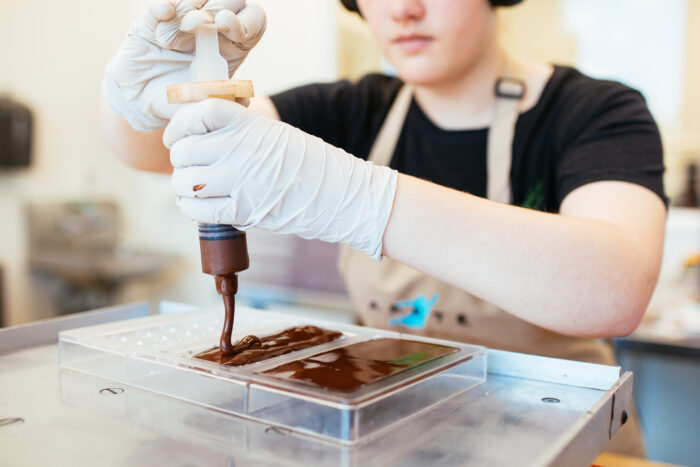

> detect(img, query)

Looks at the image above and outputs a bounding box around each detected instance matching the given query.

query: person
[100,0,666,456]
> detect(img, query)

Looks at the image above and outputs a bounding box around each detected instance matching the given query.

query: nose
[390,0,426,22]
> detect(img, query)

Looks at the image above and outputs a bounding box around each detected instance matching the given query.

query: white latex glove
[103,0,265,131]
[164,99,399,260]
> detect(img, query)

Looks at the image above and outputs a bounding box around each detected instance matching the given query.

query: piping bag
[189,22,252,356]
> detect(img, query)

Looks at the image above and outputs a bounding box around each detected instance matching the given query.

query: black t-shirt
[271,66,666,212]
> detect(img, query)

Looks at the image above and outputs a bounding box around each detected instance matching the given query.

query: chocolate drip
[194,325,343,366]
[215,275,240,355]
[198,225,249,356]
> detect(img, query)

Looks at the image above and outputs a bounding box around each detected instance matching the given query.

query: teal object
[389,293,439,330]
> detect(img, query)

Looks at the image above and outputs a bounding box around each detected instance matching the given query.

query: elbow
[568,308,643,339]
[603,303,645,338]
[599,212,665,338]
[597,271,658,338]
[573,299,645,339]
[559,263,659,339]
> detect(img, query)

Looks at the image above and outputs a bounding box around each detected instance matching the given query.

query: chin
[385,45,464,86]
[392,59,454,87]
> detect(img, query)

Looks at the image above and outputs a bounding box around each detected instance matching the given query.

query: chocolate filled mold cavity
[260,338,459,392]
[194,325,343,366]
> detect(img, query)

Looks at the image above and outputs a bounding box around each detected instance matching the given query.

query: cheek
[425,5,494,74]
[359,3,392,49]
[441,0,493,50]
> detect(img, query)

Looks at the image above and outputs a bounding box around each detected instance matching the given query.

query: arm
[164,99,666,339]
[99,95,279,175]
[99,0,268,173]
[383,177,666,337]
[99,97,169,174]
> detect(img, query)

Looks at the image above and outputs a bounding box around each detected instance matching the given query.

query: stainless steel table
[0,303,633,466]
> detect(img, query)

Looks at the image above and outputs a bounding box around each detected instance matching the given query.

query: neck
[413,44,506,130]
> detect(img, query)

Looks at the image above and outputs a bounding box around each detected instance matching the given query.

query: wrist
[337,156,398,260]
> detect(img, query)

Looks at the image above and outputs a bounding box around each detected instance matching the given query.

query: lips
[393,34,433,54]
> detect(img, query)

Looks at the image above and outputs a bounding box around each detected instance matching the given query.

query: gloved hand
[164,99,399,260]
[103,0,265,132]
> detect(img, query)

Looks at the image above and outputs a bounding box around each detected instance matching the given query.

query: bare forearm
[382,174,665,337]
[99,97,171,174]
[98,95,280,174]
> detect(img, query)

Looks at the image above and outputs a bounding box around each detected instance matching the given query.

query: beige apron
[338,67,645,456]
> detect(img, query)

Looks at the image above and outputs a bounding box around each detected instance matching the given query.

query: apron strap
[367,85,414,166]
[487,75,526,203]
[368,59,526,205]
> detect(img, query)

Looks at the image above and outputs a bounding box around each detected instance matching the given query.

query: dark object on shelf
[0,264,5,327]
[0,96,32,168]
[674,162,699,208]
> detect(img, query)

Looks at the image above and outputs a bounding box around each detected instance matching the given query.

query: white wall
[0,0,339,325]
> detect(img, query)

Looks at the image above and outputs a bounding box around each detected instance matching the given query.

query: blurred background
[0,1,698,463]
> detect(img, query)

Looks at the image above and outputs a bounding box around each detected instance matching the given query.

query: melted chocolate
[260,338,459,392]
[193,325,343,366]
[198,225,249,355]
[219,284,237,355]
